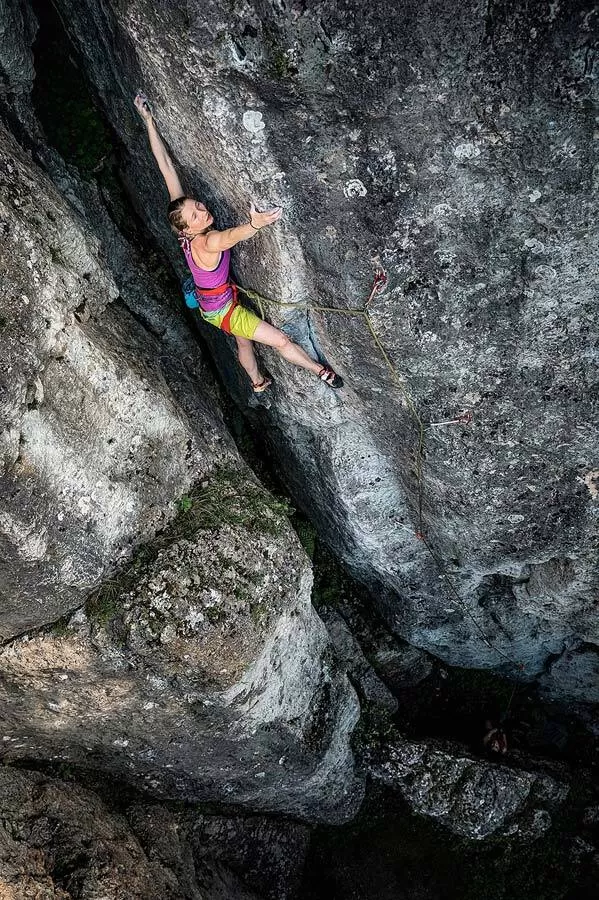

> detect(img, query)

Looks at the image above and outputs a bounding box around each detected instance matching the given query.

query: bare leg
[252,321,322,375]
[235,336,262,384]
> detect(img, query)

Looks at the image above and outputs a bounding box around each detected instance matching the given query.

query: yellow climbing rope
[234,276,522,671]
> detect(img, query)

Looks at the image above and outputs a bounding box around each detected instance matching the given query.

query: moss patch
[84,466,293,635]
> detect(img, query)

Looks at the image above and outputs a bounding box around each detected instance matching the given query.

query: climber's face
[182,198,213,233]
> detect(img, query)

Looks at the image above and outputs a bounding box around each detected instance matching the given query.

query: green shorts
[201,301,261,340]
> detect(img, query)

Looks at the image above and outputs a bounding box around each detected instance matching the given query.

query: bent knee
[273,331,292,350]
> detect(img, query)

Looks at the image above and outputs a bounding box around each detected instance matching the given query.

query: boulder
[0,472,361,822]
[370,735,569,841]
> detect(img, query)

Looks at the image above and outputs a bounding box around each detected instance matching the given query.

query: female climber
[134,93,343,392]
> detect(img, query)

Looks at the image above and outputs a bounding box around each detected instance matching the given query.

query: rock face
[0,472,360,820]
[0,114,227,638]
[370,735,569,841]
[48,0,599,698]
[0,766,185,899]
[0,2,361,825]
[0,766,309,899]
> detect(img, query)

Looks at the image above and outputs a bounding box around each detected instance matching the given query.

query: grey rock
[370,735,569,841]
[189,812,309,900]
[320,606,398,712]
[582,804,599,826]
[0,7,362,824]
[0,765,309,900]
[0,766,183,899]
[0,116,229,638]
[0,477,361,822]
[0,0,38,128]
[372,642,434,692]
[539,644,599,712]
[48,0,599,701]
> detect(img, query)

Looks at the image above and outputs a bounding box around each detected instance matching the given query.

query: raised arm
[203,203,283,251]
[134,93,183,201]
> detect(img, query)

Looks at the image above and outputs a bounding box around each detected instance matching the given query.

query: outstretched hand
[134,92,153,123]
[250,202,283,230]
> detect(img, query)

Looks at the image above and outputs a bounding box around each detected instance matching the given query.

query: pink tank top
[178,234,233,312]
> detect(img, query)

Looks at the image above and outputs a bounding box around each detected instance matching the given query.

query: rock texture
[0,766,309,899]
[0,463,360,822]
[0,766,181,899]
[0,1,361,825]
[48,0,599,698]
[370,735,569,841]
[0,114,226,638]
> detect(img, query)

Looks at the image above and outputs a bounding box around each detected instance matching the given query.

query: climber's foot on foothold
[318,366,344,389]
[252,376,272,394]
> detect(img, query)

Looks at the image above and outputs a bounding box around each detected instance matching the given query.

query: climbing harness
[195,282,239,334]
[229,270,524,673]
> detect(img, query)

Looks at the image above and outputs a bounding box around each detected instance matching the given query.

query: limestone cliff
[0,0,598,894]
[46,0,599,697]
[0,1,360,825]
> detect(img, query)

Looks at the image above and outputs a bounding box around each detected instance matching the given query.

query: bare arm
[135,93,183,201]
[203,203,283,251]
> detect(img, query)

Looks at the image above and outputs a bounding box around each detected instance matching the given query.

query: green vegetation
[262,25,294,80]
[290,513,317,560]
[250,600,268,626]
[177,495,193,513]
[50,614,72,638]
[170,466,293,538]
[85,579,125,632]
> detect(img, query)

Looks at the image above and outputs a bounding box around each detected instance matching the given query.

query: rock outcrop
[370,735,568,841]
[0,766,309,899]
[0,472,360,820]
[46,0,599,698]
[0,114,227,638]
[1,0,598,893]
[0,2,361,824]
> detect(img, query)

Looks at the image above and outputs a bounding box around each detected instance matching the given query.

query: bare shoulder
[191,232,222,269]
